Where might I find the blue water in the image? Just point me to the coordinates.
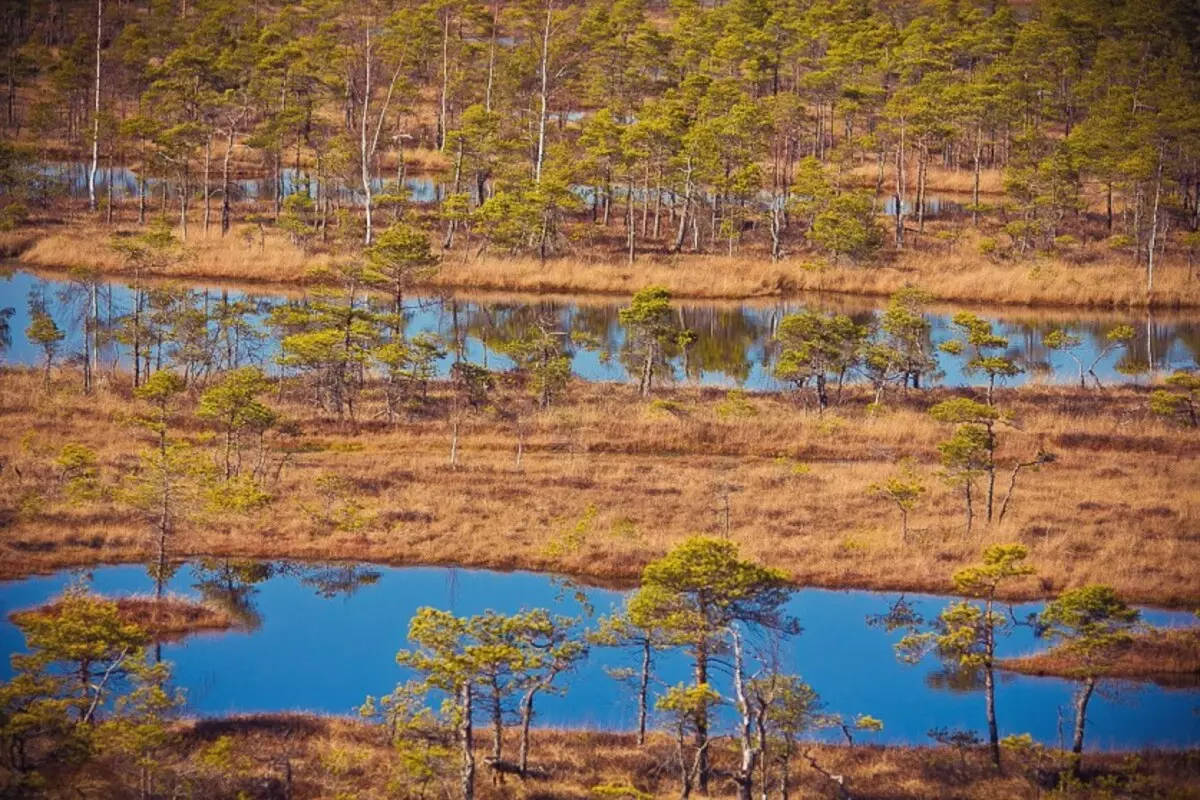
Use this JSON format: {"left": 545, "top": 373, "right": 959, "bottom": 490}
{"left": 1, "top": 268, "right": 1194, "bottom": 390}
{"left": 39, "top": 162, "right": 445, "bottom": 204}
{"left": 1, "top": 563, "right": 1196, "bottom": 750}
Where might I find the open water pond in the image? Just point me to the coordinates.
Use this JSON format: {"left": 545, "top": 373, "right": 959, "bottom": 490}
{"left": 1, "top": 562, "right": 1196, "bottom": 750}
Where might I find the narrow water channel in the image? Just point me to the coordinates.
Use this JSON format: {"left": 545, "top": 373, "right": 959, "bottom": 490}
{"left": 2, "top": 267, "right": 1195, "bottom": 390}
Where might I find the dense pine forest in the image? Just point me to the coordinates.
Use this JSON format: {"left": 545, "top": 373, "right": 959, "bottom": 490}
{"left": 1, "top": 1, "right": 1199, "bottom": 799}
{"left": 1, "top": 0, "right": 1199, "bottom": 278}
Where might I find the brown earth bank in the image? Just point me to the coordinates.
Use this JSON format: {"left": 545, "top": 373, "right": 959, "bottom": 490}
{"left": 9, "top": 594, "right": 236, "bottom": 641}
{"left": 2, "top": 370, "right": 1197, "bottom": 608}
{"left": 1001, "top": 628, "right": 1200, "bottom": 688}
{"left": 8, "top": 221, "right": 1200, "bottom": 309}
{"left": 18, "top": 714, "right": 1200, "bottom": 800}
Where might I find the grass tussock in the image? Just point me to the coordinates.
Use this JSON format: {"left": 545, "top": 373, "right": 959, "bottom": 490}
{"left": 1001, "top": 628, "right": 1200, "bottom": 687}
{"left": 1, "top": 369, "right": 1197, "bottom": 607}
{"left": 29, "top": 713, "right": 1199, "bottom": 799}
{"left": 14, "top": 223, "right": 1200, "bottom": 309}
{"left": 10, "top": 593, "right": 237, "bottom": 641}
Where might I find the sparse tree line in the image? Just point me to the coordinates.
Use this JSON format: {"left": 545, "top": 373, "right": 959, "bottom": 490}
{"left": 9, "top": 217, "right": 1181, "bottom": 416}
{"left": 1, "top": 0, "right": 1198, "bottom": 275}
{"left": 6, "top": 248, "right": 1198, "bottom": 578}
{"left": 0, "top": 536, "right": 1151, "bottom": 798}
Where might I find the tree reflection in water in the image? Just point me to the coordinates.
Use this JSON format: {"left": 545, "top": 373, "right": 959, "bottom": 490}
{"left": 288, "top": 562, "right": 383, "bottom": 600}
{"left": 191, "top": 558, "right": 274, "bottom": 632}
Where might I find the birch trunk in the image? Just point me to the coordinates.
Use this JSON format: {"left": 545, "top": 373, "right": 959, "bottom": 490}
{"left": 534, "top": 0, "right": 553, "bottom": 184}
{"left": 88, "top": 0, "right": 102, "bottom": 212}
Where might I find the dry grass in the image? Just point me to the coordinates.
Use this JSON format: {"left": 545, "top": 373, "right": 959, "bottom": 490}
{"left": 0, "top": 228, "right": 41, "bottom": 258}
{"left": 2, "top": 369, "right": 1197, "bottom": 607}
{"left": 9, "top": 593, "right": 237, "bottom": 641}
{"left": 432, "top": 246, "right": 1200, "bottom": 309}
{"left": 844, "top": 162, "right": 1008, "bottom": 195}
{"left": 15, "top": 223, "right": 1199, "bottom": 309}
{"left": 1002, "top": 628, "right": 1200, "bottom": 687}
{"left": 17, "top": 224, "right": 330, "bottom": 285}
{"left": 22, "top": 712, "right": 1198, "bottom": 799}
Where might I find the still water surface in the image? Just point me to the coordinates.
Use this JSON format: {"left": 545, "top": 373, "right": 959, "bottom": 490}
{"left": 1, "top": 562, "right": 1196, "bottom": 749}
{"left": 2, "top": 268, "right": 1195, "bottom": 390}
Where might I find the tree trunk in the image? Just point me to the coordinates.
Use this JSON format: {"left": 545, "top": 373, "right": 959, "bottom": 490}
{"left": 964, "top": 480, "right": 973, "bottom": 535}
{"left": 1106, "top": 182, "right": 1113, "bottom": 233}
{"left": 984, "top": 600, "right": 1000, "bottom": 768}
{"left": 627, "top": 179, "right": 636, "bottom": 265}
{"left": 985, "top": 424, "right": 996, "bottom": 523}
{"left": 105, "top": 150, "right": 113, "bottom": 224}
{"left": 518, "top": 686, "right": 538, "bottom": 775}
{"left": 438, "top": 9, "right": 450, "bottom": 150}
{"left": 221, "top": 124, "right": 235, "bottom": 235}
{"left": 972, "top": 124, "right": 982, "bottom": 227}
{"left": 731, "top": 629, "right": 758, "bottom": 800}
{"left": 138, "top": 151, "right": 146, "bottom": 225}
{"left": 484, "top": 0, "right": 498, "bottom": 112}
{"left": 672, "top": 161, "right": 693, "bottom": 253}
{"left": 637, "top": 639, "right": 650, "bottom": 746}
{"left": 202, "top": 135, "right": 212, "bottom": 235}
{"left": 1147, "top": 149, "right": 1163, "bottom": 294}
{"left": 1070, "top": 675, "right": 1096, "bottom": 774}
{"left": 88, "top": 0, "right": 102, "bottom": 213}
{"left": 361, "top": 28, "right": 374, "bottom": 245}
{"left": 489, "top": 681, "right": 503, "bottom": 761}
{"left": 894, "top": 121, "right": 906, "bottom": 249}
{"left": 132, "top": 283, "right": 142, "bottom": 387}
{"left": 638, "top": 338, "right": 655, "bottom": 397}
{"left": 460, "top": 684, "right": 475, "bottom": 800}
{"left": 916, "top": 144, "right": 927, "bottom": 234}
{"left": 533, "top": 0, "right": 553, "bottom": 184}
{"left": 179, "top": 159, "right": 189, "bottom": 240}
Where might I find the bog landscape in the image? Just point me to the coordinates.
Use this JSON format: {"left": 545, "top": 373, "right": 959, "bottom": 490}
{"left": 0, "top": 0, "right": 1198, "bottom": 797}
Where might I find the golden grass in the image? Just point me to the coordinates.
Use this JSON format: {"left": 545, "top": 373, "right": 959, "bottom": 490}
{"left": 26, "top": 713, "right": 1198, "bottom": 799}
{"left": 2, "top": 369, "right": 1197, "bottom": 607}
{"left": 10, "top": 593, "right": 237, "bottom": 641}
{"left": 432, "top": 247, "right": 1200, "bottom": 309}
{"left": 17, "top": 224, "right": 330, "bottom": 285}
{"left": 844, "top": 162, "right": 1008, "bottom": 195}
{"left": 15, "top": 222, "right": 1199, "bottom": 309}
{"left": 1001, "top": 628, "right": 1200, "bottom": 687}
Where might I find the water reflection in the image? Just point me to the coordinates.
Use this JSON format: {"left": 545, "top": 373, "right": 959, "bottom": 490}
{"left": 0, "top": 563, "right": 1196, "bottom": 748}
{"left": 1, "top": 268, "right": 1195, "bottom": 390}
{"left": 40, "top": 162, "right": 444, "bottom": 206}
{"left": 48, "top": 160, "right": 970, "bottom": 221}
{"left": 191, "top": 558, "right": 276, "bottom": 632}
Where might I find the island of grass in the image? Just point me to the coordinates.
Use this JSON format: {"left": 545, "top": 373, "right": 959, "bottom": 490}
{"left": 10, "top": 594, "right": 236, "bottom": 642}
{"left": 1001, "top": 627, "right": 1200, "bottom": 688}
